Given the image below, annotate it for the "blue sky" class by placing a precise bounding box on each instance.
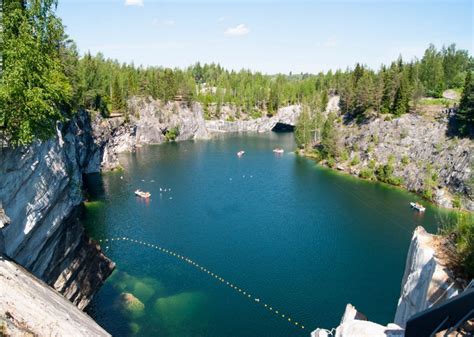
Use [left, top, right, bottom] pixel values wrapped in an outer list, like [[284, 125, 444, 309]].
[[58, 0, 473, 74]]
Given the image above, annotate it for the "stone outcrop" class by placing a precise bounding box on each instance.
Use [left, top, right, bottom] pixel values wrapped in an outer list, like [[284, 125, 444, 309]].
[[311, 226, 463, 336], [0, 111, 115, 310], [312, 304, 403, 337], [205, 105, 301, 133], [97, 98, 301, 171], [394, 226, 462, 327], [329, 112, 473, 210], [0, 255, 110, 336]]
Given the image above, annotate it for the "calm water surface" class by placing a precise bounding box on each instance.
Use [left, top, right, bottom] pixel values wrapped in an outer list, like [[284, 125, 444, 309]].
[[84, 132, 449, 337]]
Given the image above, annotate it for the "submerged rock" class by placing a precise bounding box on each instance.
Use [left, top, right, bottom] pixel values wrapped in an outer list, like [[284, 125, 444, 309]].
[[116, 293, 146, 319]]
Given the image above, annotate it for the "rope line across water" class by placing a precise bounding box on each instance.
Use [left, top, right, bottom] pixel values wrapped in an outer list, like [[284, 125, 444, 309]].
[[100, 237, 307, 332]]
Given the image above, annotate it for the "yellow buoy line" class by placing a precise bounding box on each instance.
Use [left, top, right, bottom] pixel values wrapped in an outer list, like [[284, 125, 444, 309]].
[[99, 236, 307, 332]]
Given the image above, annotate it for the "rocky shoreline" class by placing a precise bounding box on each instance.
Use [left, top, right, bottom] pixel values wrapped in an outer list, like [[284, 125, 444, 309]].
[[301, 112, 473, 212], [0, 96, 471, 336]]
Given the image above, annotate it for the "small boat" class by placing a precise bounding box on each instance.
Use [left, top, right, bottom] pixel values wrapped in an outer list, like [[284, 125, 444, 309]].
[[237, 150, 245, 157], [410, 202, 425, 212], [135, 189, 151, 198], [273, 148, 284, 154]]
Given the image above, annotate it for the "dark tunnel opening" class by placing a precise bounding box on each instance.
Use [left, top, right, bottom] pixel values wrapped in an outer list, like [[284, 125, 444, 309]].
[[271, 122, 295, 132]]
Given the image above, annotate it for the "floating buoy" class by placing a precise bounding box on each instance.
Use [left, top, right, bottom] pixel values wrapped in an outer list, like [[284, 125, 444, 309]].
[[99, 235, 307, 332]]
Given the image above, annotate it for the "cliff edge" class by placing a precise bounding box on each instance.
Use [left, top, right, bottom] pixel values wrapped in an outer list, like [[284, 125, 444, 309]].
[[0, 111, 115, 309], [0, 255, 110, 336], [312, 226, 463, 336]]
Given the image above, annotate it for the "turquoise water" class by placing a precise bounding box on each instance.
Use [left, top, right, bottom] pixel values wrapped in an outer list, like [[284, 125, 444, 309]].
[[84, 132, 449, 337]]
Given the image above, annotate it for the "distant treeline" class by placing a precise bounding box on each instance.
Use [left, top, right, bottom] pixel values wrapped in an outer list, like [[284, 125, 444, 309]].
[[338, 44, 472, 119], [0, 0, 472, 146]]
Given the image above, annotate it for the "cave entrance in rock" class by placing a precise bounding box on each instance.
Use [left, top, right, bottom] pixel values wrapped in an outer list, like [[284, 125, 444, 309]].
[[271, 122, 295, 132]]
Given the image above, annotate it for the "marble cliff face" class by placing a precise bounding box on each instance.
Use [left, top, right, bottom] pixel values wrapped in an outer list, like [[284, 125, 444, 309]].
[[0, 111, 114, 309]]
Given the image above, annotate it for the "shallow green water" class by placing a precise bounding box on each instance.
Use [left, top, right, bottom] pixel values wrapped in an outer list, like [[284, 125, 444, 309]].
[[84, 132, 450, 337]]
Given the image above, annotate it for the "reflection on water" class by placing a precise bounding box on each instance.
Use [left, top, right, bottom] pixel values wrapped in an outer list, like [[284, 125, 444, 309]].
[[84, 132, 453, 337]]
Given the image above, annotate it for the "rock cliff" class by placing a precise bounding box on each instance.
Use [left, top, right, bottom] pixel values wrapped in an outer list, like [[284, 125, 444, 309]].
[[0, 255, 110, 336], [0, 111, 115, 310], [97, 97, 301, 171], [205, 105, 301, 133], [394, 226, 462, 327], [311, 226, 464, 336], [312, 109, 473, 211]]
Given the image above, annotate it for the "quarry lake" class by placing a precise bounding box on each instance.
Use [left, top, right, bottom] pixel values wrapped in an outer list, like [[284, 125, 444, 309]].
[[83, 132, 449, 337]]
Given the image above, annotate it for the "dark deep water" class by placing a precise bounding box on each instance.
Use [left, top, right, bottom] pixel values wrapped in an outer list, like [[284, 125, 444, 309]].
[[84, 132, 449, 337]]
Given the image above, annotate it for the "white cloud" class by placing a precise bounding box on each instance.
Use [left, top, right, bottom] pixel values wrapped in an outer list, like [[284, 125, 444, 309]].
[[163, 19, 175, 25], [224, 24, 250, 37], [125, 0, 143, 7]]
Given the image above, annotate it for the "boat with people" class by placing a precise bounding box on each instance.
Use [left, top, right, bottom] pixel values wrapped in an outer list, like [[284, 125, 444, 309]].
[[410, 202, 425, 212], [135, 189, 151, 198], [273, 148, 284, 154], [237, 150, 245, 157]]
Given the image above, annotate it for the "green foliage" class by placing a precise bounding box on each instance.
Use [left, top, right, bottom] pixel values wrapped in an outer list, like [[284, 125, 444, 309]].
[[164, 126, 179, 142], [438, 212, 474, 278], [326, 156, 336, 168], [0, 2, 471, 151], [456, 71, 474, 137], [368, 159, 376, 169], [401, 155, 410, 165], [340, 150, 349, 162], [359, 167, 374, 180], [452, 195, 462, 209], [295, 104, 323, 149], [319, 112, 341, 159], [375, 159, 403, 186], [338, 44, 471, 118], [419, 97, 452, 106], [0, 0, 72, 146], [420, 44, 445, 97], [422, 164, 438, 200], [350, 153, 360, 166]]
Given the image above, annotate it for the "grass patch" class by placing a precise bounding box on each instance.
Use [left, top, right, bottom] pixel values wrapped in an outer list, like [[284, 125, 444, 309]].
[[419, 97, 452, 107], [438, 212, 474, 279]]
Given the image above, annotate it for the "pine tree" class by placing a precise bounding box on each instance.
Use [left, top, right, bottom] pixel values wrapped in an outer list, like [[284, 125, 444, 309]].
[[420, 44, 445, 97], [457, 71, 474, 136], [111, 76, 124, 112], [295, 107, 312, 148], [320, 112, 340, 159], [391, 75, 410, 116]]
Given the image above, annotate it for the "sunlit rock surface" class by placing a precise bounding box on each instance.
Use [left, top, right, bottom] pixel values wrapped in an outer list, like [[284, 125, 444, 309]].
[[0, 255, 110, 336], [394, 226, 461, 327], [0, 111, 114, 309], [330, 112, 473, 210]]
